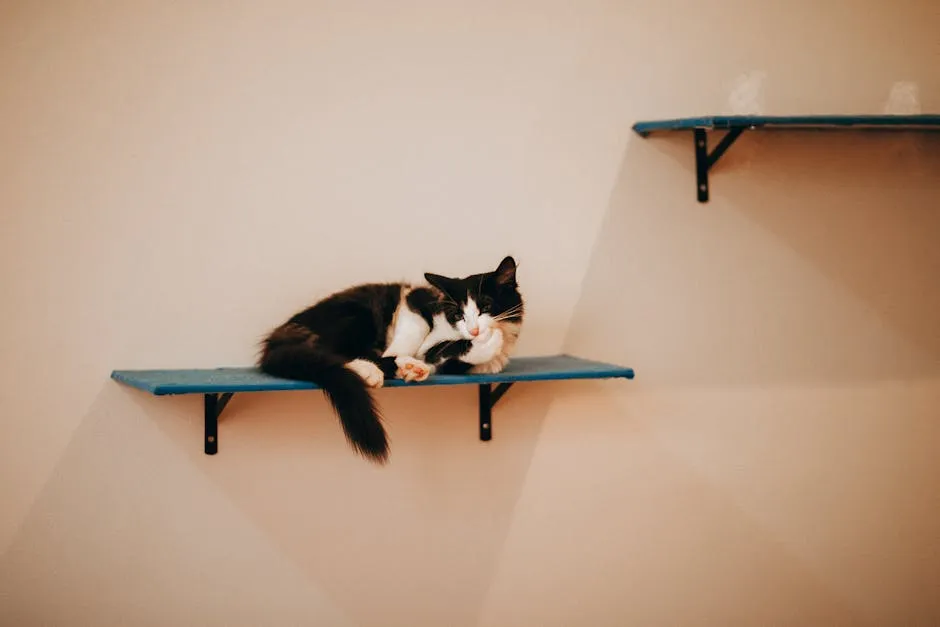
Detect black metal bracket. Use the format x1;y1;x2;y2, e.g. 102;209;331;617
478;382;514;441
202;383;517;454
694;127;745;202
204;392;234;455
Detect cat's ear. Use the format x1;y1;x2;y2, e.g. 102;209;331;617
425;273;460;297
494;256;517;287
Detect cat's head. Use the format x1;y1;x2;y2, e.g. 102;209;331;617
425;256;524;341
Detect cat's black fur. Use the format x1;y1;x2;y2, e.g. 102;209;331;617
258;256;523;464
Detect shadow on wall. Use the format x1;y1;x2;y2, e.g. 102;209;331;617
0;384;355;626
566;129;940;386
0;379;553;627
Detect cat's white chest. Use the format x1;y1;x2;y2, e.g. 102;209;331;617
416;313;463;359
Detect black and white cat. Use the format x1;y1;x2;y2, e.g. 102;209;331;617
258;256;524;463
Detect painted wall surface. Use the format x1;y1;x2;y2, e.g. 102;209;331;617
1;1;938;625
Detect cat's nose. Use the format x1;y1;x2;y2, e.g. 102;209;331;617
470;327;480;337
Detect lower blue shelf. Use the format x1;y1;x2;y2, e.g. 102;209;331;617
111;354;635;396
111;354;635;454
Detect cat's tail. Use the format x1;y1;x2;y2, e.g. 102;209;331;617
258;326;389;463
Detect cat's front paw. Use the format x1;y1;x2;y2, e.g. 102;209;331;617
395;356;433;382
346;359;384;388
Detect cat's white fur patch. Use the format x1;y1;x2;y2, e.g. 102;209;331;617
469;354;508;374
462;297;480;333
456;296;496;340
417;313;462;358
346;359;384;388
461;328;504;365
470;320;520;374
383;290;430;358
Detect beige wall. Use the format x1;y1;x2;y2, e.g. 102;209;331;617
1;1;938;625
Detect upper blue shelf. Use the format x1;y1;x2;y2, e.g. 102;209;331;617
112;354;635;396
632;114;940;202
632;114;940;136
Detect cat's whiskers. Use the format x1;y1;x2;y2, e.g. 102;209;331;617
497;304;524;316
492;305;524;322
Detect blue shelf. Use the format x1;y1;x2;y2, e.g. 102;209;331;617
112;354;634;395
112;354;635;454
632;114;940;136
631;114;940;202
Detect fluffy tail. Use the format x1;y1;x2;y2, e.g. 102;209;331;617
259;327;389;463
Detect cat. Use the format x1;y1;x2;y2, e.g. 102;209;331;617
257;256;524;463
417;261;524;375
